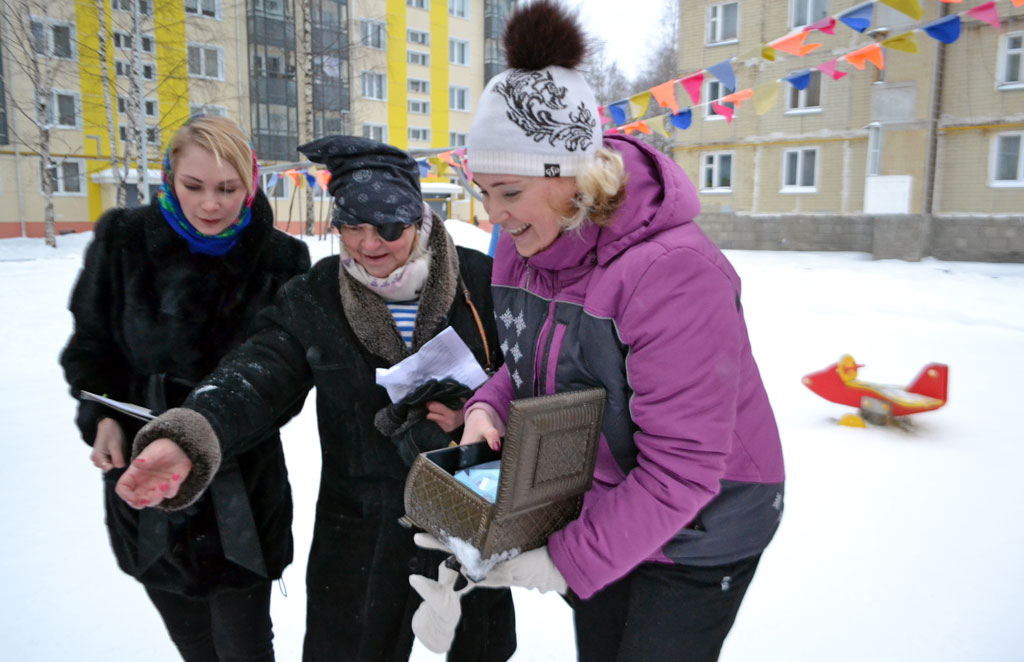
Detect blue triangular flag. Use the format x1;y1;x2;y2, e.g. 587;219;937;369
838;2;873;33
923;15;960;45
784;70;813;91
706;59;736;93
608;101;629;125
305;171;317;189
417;159;431;177
669;109;692;130
266;172;279;191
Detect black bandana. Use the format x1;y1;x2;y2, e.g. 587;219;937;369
298;135;423;240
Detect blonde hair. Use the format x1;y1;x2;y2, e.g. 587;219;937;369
559;147;628;231
167;116;255;195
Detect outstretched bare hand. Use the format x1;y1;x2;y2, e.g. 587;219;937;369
114;439;192;509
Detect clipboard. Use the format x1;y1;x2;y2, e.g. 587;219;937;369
79;390;156;422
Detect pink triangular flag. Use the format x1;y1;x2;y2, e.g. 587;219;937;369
650;79;680;115
815;58;848;80
680;72;704;106
711;102;734;123
804;17;837;34
966;1;1000;30
597;105;612;125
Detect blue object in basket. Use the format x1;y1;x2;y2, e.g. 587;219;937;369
453;460;501;503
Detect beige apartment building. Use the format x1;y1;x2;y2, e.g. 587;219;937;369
673;0;1024;260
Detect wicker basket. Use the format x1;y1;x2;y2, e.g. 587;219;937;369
402;387;606;561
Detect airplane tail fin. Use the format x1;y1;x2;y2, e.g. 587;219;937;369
907;363;948;402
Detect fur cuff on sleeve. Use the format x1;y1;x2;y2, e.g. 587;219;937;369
132;407;222;511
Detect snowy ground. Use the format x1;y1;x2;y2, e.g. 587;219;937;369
2;223;1023;661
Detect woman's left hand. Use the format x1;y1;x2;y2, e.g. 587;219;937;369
424;401;464;433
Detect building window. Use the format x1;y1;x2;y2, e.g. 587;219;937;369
408;29;430;45
449;132;467;147
144;99;158;117
42;91;79;128
362;122;387;142
449;0;468;18
786;71;822;112
141;35;155;54
185;0;219;18
141;62;156;80
407;0;428;8
867;124;882;176
408;99;430;114
111;0;151;14
998;33;1023;88
187;44;223;79
254;53;286;75
782;148;818;191
701;152;733;191
41;159;85;194
408;78;430;94
790;0;827;29
409;127;431;142
408;50;430;66
253;0;284;16
706;2;738;45
449;38;469;65
992;133;1023;186
704;80;735;118
361;71;386;100
118;124;160;144
360;19;386;49
112;31;132;50
190;104;227;117
449;85;470;111
31;19;75;60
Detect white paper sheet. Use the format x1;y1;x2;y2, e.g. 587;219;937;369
375;326;489;403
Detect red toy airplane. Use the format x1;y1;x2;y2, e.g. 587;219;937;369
802;355;948;426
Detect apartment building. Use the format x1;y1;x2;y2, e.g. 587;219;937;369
673;0;1024;260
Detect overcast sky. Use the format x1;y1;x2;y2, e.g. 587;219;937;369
561;0;674;80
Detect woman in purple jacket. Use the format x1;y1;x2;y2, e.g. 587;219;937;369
412;2;785;661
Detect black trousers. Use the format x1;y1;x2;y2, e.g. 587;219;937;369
573;555;762;662
145;582;275;662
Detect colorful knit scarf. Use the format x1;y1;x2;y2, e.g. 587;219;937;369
157;144;259;256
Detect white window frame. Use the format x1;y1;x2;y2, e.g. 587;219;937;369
111;0;152;15
112;30;133;50
990;132;1024;187
141;62;157;81
703;80;734;120
866;124;882;177
41;158;86;195
790;0;828;29
185;0;221;19
781;147;819;192
408;29;430;45
449;0;468;19
449;38;469;66
362;122;388;143
263;173;293;199
141;34;155;54
701;152;733;192
118;124;160;144
31;17;76;60
408;49;430;66
361;71;387;100
407;0;428;9
449;85;470;111
997;32;1023;90
408;78;430;94
408;99;430;114
409;127;431;142
360;18;386;49
785;70;822;114
187;43;223;80
43;89;81;129
449;132;467;147
706;2;738;45
190;104;227;117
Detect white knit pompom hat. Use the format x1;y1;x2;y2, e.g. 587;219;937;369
467;1;601;178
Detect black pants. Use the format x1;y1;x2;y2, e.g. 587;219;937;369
573;555;762;662
145;582;275;662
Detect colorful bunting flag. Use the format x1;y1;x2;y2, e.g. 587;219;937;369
266;172;279;191
939;0;963;3
838;3;874;33
605;127;621;134
305;171;317;190
625;120;652;135
681;72;704;105
771;31;822;57
721;88;754;108
882;31;919;54
814;58;848;80
629;92;652;119
803;17;837;35
966;1;1000;30
608;101;629;125
845;43;885;71
417;160;431;178
706;59;737;92
923;15;961;44
878;0;922;21
284;169;300;187
753;83;779;116
670;109;692;130
650;80;680;114
649;116;671;139
1013;0;1024;8
439;150;457;168
762;45;777;62
784;70;813;91
711;103;734;124
597;105;611;124
314;169;330;192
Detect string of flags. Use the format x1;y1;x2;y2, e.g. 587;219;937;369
264;148;468;192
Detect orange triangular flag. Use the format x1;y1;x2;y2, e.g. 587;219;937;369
649;80;680;115
845;43;885;70
284;169;300;187
720;88;754;109
772;31;822;57
633;120;652;135
1013;0;1024;7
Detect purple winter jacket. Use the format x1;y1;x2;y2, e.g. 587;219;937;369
466;134;784;600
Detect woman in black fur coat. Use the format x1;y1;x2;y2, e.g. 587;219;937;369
110;135;516;662
60;116;310;661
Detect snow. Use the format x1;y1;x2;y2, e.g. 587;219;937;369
3;223;1023;661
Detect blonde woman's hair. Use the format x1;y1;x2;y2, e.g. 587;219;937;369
559;147;628;231
168;116;255;195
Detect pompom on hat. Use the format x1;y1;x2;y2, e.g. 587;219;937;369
467;0;602;178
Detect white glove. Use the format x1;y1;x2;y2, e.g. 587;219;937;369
413;533;567;595
409;560;475;654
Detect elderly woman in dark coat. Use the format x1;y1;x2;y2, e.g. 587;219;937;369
60;115;310;661
111;136;517;662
